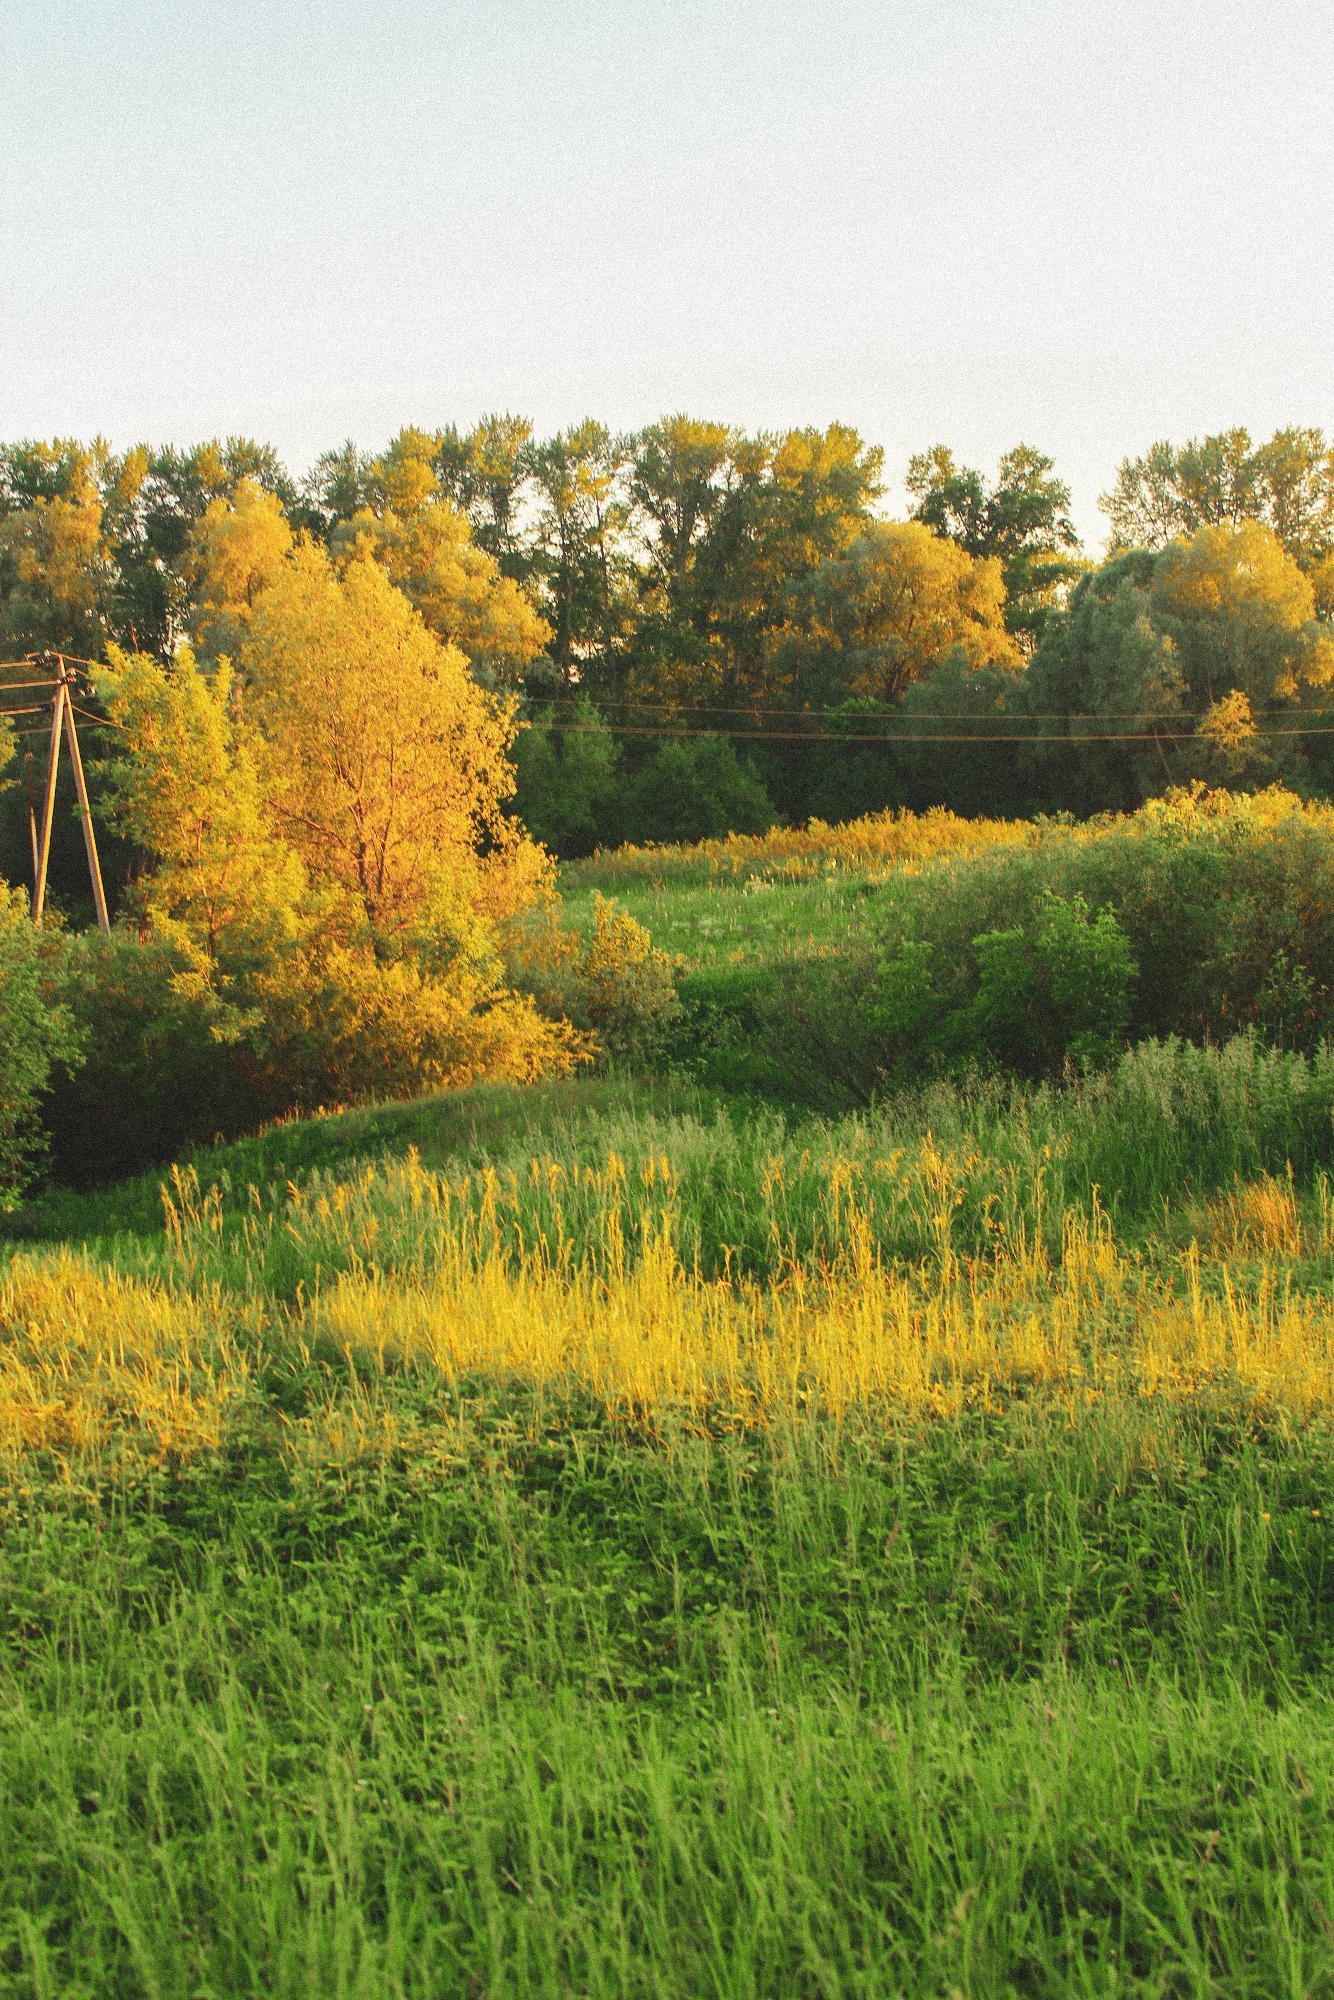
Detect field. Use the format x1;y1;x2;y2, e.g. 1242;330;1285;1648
2;818;1334;1997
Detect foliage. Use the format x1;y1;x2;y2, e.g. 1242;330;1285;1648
240;546;549;947
563;801;1030;892
874;890;1136;1077
41;928;248;1185
0;888;80;1203
778;519;1020;707
511;698;623;857
617;734;776;847
1102;424;1334;571
88;576;582;1164
907;441;1084;650
509;895;680;1068
1021;523;1334;808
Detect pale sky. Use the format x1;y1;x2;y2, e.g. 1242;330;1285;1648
2;0;1331;548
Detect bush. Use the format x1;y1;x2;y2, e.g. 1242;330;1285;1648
751;788;1334;1107
874;892;1137;1078
0;890;81;1202
41;929;251;1186
618;736;776;847
508;897;681;1068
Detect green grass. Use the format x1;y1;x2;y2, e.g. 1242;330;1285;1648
3;1040;1334;1995
558;869;889;973
2;1403;1331;1998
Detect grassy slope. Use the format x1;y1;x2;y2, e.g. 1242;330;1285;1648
2;823;1334;1996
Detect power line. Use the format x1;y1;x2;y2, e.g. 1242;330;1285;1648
555;692;1334;724
536;719;1334;745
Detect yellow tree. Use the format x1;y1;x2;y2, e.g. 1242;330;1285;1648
334;501;549;685
188;478;295;660
782;520;1020;707
240;545;552;958
95;645;310;985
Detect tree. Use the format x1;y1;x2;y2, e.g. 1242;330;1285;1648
619;735;775;846
511;697;623;857
435;415;535;576
95;645;309;988
333;500;549;687
0;439;111;657
97;570;582;1116
1101;427;1334;572
239;546;549;951
781;520;1020;709
528;422;633;687
1021;523;1334;808
189;479;296;660
907;443;1082;651
320;427;550;685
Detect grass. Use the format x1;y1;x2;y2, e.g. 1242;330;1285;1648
2;1038;1334;1994
557;804;1034;974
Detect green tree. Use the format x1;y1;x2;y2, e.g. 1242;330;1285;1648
1021;523;1334;808
512;698;623;857
528;422;633;687
1101;427;1334;572
907;442;1082;651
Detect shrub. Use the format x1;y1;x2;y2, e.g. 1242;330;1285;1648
874;892;1137;1078
0;891;82;1202
753;788;1334;1107
40;929;260;1186
508;897;681;1068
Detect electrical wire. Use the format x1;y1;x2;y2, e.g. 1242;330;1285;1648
534;719;1334;745
558;691;1334;723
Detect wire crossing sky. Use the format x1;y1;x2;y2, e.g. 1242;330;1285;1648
2;0;1331;548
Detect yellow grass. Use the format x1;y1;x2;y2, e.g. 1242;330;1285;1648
2;1154;1332;1472
569;805;1032;887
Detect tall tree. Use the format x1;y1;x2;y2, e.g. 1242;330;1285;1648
1021;522;1334;807
780;520;1020;709
907;443;1082;652
528;421;633;687
1101;427;1334;573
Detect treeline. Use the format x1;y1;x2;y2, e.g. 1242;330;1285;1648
3;420;1334;871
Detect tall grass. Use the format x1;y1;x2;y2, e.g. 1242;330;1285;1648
3;1035;1333;1996
565;803;1031;892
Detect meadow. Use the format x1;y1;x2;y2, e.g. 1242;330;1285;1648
1;1020;1333;1996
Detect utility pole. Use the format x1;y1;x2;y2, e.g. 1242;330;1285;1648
31;673;67;926
30;656;112;935
62;674;111;935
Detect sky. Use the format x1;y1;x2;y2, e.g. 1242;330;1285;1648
2;0;1332;549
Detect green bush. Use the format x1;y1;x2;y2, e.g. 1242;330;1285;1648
750;788;1334;1106
40;928;252;1186
874;891;1137;1078
0;889;82;1203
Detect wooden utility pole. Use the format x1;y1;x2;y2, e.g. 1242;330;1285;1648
31;675;67;926
29;658;112;934
62;682;111;935
23;750;38;886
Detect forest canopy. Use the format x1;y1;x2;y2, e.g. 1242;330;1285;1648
3;417;1334;873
